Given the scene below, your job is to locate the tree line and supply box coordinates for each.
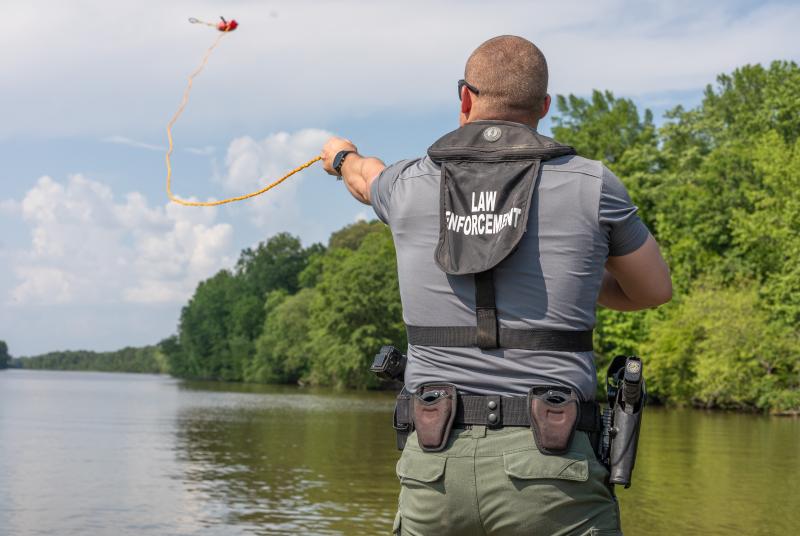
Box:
[0,341,10,369]
[9,346,167,374]
[5,61,798,413]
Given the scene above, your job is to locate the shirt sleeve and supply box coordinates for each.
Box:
[370,159,417,224]
[599,166,650,256]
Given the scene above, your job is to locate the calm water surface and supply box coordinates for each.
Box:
[1,369,798,535]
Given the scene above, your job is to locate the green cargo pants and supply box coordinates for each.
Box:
[392,426,621,536]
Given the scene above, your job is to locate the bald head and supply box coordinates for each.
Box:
[464,36,549,123]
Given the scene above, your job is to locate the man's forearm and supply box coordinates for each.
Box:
[320,137,386,205]
[339,153,386,205]
[597,270,651,311]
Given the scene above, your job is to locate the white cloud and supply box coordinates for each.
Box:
[103,135,165,152]
[11,266,73,305]
[6,174,234,306]
[222,128,333,235]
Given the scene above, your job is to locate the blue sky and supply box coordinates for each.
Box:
[1,0,798,356]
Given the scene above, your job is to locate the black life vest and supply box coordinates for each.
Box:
[404,120,593,352]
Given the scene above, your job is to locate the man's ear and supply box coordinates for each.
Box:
[461,88,473,116]
[540,94,551,119]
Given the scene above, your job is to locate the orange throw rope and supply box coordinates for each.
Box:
[165,19,321,207]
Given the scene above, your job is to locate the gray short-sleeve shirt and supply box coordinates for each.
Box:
[371,150,648,400]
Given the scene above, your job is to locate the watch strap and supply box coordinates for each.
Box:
[333,150,355,177]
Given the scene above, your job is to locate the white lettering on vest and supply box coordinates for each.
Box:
[447,205,523,236]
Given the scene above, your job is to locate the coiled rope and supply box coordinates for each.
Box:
[166,18,321,207]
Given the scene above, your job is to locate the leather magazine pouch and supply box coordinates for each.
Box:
[528,386,579,455]
[413,384,457,452]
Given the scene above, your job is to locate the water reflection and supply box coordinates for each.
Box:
[173,382,800,536]
[623,408,800,535]
[1,371,797,536]
[174,382,400,535]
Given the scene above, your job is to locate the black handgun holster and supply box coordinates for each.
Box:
[528,387,579,455]
[412,384,457,452]
[609,397,643,486]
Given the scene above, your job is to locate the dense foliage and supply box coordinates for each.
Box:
[17,346,167,373]
[552,61,800,412]
[163,222,406,388]
[9,62,798,413]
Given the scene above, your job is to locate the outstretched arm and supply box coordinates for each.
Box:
[321,137,386,205]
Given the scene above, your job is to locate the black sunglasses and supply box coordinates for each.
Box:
[458,79,480,100]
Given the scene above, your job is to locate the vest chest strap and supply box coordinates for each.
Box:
[405,324,593,352]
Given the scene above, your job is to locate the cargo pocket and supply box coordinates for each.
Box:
[396,449,447,484]
[395,449,448,531]
[503,448,589,482]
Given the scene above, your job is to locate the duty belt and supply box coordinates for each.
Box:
[394,392,601,431]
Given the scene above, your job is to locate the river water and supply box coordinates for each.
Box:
[1,369,798,535]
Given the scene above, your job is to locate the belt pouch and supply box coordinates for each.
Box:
[528,386,579,455]
[413,384,457,452]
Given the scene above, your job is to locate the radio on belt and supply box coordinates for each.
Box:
[370,346,406,381]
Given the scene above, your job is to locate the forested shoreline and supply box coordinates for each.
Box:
[5,61,799,413]
[10,346,167,374]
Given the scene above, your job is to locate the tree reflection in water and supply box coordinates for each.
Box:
[174,382,399,535]
[171,382,800,535]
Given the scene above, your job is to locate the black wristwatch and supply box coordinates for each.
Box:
[333,150,355,177]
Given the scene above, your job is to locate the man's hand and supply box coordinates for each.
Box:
[320,136,386,205]
[321,137,357,176]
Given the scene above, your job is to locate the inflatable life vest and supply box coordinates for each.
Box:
[405,121,593,352]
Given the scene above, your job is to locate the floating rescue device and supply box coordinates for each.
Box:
[187,16,239,32]
[166,17,321,207]
[216,17,239,32]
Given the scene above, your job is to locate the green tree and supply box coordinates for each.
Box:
[172,270,241,380]
[655,61,800,293]
[236,232,316,297]
[247,288,317,384]
[730,132,800,326]
[18,346,165,373]
[306,228,406,388]
[328,220,385,250]
[643,283,800,412]
[0,340,10,369]
[167,233,321,381]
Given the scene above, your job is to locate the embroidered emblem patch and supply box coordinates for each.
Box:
[483,126,502,142]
